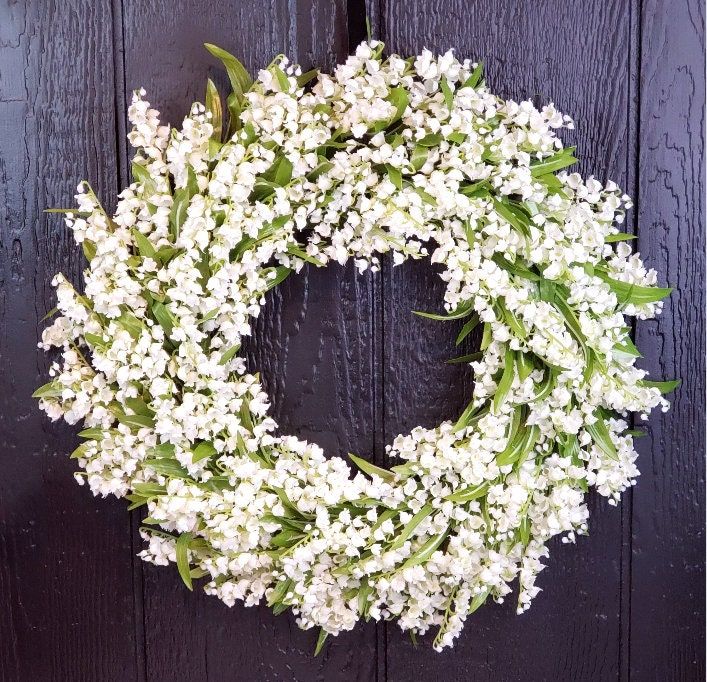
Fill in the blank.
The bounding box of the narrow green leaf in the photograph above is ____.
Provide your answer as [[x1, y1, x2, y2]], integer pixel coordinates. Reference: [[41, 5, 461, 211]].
[[219, 344, 241, 365], [530, 147, 578, 176], [440, 77, 454, 110], [399, 530, 448, 570], [314, 629, 329, 656], [594, 270, 672, 305], [348, 453, 395, 482], [131, 229, 157, 259], [385, 164, 403, 190], [605, 232, 636, 243], [192, 441, 217, 463], [78, 427, 105, 440], [446, 351, 483, 365], [152, 301, 175, 337], [116, 413, 155, 430], [640, 379, 680, 394], [204, 43, 252, 97], [390, 504, 434, 550], [455, 313, 481, 345], [175, 532, 194, 590], [586, 412, 619, 460], [493, 347, 516, 413], [444, 482, 489, 503], [205, 78, 223, 142], [469, 589, 489, 614], [463, 62, 484, 89], [413, 302, 473, 321], [32, 381, 63, 399], [493, 198, 530, 238]]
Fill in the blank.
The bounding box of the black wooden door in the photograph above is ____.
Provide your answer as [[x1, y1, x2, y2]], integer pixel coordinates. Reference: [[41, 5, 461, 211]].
[[0, 1, 703, 680]]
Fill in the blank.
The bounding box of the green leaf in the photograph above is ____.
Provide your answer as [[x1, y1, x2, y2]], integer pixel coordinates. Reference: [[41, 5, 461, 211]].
[[314, 629, 329, 656], [82, 240, 96, 262], [586, 411, 619, 460], [192, 441, 217, 463], [204, 43, 252, 97], [41, 306, 59, 322], [440, 77, 454, 110], [640, 379, 680, 394], [152, 301, 175, 337], [492, 254, 540, 281], [493, 347, 516, 413], [516, 352, 535, 381], [219, 344, 241, 366], [613, 338, 642, 361], [131, 229, 157, 259], [385, 164, 403, 190], [265, 266, 292, 291], [413, 302, 473, 321], [116, 311, 144, 340], [264, 155, 293, 187], [530, 147, 578, 176], [348, 453, 395, 482], [297, 68, 319, 88], [534, 369, 556, 401], [170, 166, 199, 241], [413, 186, 437, 205], [446, 351, 483, 364], [116, 413, 155, 430], [410, 145, 428, 171], [593, 270, 672, 305], [386, 86, 409, 124], [499, 302, 527, 339], [286, 246, 324, 266], [459, 179, 490, 198], [463, 62, 484, 89], [131, 162, 156, 196], [455, 313, 481, 345], [417, 133, 442, 147], [399, 530, 448, 570], [496, 424, 540, 467], [32, 380, 63, 399], [605, 232, 636, 243], [125, 396, 154, 417], [493, 198, 530, 238], [175, 532, 194, 590], [445, 482, 489, 503], [390, 504, 434, 550], [270, 63, 290, 92], [78, 427, 105, 440], [205, 78, 223, 143], [469, 589, 489, 614]]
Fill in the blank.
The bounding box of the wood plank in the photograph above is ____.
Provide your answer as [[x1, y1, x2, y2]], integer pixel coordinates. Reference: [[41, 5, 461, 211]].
[[120, 1, 378, 678], [631, 0, 706, 678], [369, 0, 637, 678], [0, 2, 139, 680]]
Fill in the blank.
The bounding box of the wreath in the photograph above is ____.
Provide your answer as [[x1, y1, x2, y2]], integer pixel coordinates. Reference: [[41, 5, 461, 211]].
[[36, 41, 676, 652]]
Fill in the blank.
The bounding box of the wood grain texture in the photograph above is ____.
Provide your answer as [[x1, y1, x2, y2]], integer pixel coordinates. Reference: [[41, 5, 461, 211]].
[[368, 0, 650, 679], [631, 1, 706, 679], [0, 0, 703, 679], [120, 0, 377, 679], [0, 2, 139, 681]]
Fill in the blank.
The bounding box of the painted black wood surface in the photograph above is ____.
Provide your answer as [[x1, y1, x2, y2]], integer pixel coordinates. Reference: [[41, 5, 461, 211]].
[[0, 1, 703, 680]]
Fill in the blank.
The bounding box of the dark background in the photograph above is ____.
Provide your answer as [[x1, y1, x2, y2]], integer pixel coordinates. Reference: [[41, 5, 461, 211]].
[[0, 1, 704, 680]]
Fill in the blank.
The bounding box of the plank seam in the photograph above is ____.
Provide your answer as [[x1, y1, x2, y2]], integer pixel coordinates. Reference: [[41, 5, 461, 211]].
[[110, 0, 147, 678]]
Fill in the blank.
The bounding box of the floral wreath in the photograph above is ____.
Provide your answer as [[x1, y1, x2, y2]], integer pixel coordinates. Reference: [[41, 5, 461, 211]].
[[36, 41, 677, 652]]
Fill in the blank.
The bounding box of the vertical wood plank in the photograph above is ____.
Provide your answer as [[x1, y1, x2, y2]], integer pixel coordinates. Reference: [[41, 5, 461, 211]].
[[120, 1, 378, 679], [0, 2, 139, 680], [631, 0, 706, 678], [369, 1, 637, 678]]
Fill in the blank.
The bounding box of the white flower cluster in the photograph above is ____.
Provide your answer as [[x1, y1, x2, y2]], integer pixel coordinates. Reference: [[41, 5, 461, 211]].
[[36, 42, 673, 651]]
